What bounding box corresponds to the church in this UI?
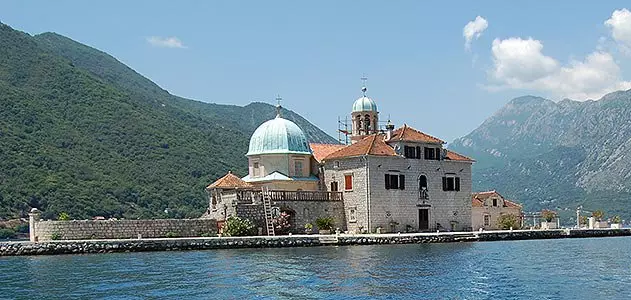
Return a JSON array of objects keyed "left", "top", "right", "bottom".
[{"left": 205, "top": 85, "right": 475, "bottom": 234}]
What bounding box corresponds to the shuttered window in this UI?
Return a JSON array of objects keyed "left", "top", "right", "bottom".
[
  {"left": 344, "top": 175, "right": 353, "bottom": 190},
  {"left": 442, "top": 176, "right": 460, "bottom": 191},
  {"left": 385, "top": 174, "right": 404, "bottom": 190}
]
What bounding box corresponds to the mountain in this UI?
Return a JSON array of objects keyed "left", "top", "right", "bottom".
[
  {"left": 0, "top": 23, "right": 337, "bottom": 220},
  {"left": 450, "top": 93, "right": 631, "bottom": 220}
]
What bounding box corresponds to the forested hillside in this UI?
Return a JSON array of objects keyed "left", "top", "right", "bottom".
[{"left": 0, "top": 23, "right": 337, "bottom": 220}]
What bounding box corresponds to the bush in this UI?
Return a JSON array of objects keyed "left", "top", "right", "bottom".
[
  {"left": 592, "top": 210, "right": 605, "bottom": 221},
  {"left": 0, "top": 228, "right": 16, "bottom": 239},
  {"left": 612, "top": 215, "right": 622, "bottom": 224},
  {"left": 58, "top": 212, "right": 70, "bottom": 221},
  {"left": 497, "top": 214, "right": 520, "bottom": 230},
  {"left": 223, "top": 216, "right": 256, "bottom": 236},
  {"left": 165, "top": 232, "right": 178, "bottom": 238},
  {"left": 50, "top": 232, "right": 62, "bottom": 240},
  {"left": 273, "top": 212, "right": 292, "bottom": 235},
  {"left": 315, "top": 217, "right": 334, "bottom": 230},
  {"left": 14, "top": 223, "right": 29, "bottom": 234}
]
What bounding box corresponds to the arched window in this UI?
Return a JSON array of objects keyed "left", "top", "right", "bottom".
[
  {"left": 419, "top": 175, "right": 428, "bottom": 190},
  {"left": 355, "top": 115, "right": 362, "bottom": 134},
  {"left": 364, "top": 115, "right": 371, "bottom": 132},
  {"left": 419, "top": 175, "right": 428, "bottom": 200}
]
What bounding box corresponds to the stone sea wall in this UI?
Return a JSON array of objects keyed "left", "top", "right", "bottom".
[
  {"left": 3, "top": 228, "right": 630, "bottom": 256},
  {"left": 31, "top": 219, "right": 217, "bottom": 241}
]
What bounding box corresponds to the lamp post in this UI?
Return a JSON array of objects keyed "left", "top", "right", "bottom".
[{"left": 576, "top": 205, "right": 582, "bottom": 229}]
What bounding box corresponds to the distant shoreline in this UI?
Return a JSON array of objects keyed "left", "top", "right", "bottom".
[{"left": 1, "top": 229, "right": 629, "bottom": 256}]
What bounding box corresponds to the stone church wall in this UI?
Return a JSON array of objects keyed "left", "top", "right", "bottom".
[{"left": 235, "top": 200, "right": 346, "bottom": 234}]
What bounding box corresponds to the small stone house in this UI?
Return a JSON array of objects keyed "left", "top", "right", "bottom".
[{"left": 471, "top": 190, "right": 523, "bottom": 230}]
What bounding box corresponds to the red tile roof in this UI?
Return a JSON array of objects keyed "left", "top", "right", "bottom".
[
  {"left": 324, "top": 134, "right": 398, "bottom": 160},
  {"left": 389, "top": 124, "right": 445, "bottom": 144},
  {"left": 310, "top": 143, "right": 346, "bottom": 162},
  {"left": 207, "top": 171, "right": 253, "bottom": 189},
  {"left": 471, "top": 190, "right": 522, "bottom": 208},
  {"left": 445, "top": 150, "right": 475, "bottom": 162}
]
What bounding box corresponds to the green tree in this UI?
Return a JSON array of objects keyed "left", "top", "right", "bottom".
[
  {"left": 497, "top": 214, "right": 520, "bottom": 230},
  {"left": 541, "top": 210, "right": 557, "bottom": 222}
]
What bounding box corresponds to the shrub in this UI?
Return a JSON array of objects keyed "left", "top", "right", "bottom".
[
  {"left": 315, "top": 217, "right": 334, "bottom": 230},
  {"left": 497, "top": 214, "right": 520, "bottom": 230},
  {"left": 541, "top": 210, "right": 556, "bottom": 222},
  {"left": 273, "top": 212, "right": 292, "bottom": 235},
  {"left": 580, "top": 215, "right": 588, "bottom": 225},
  {"left": 223, "top": 216, "right": 256, "bottom": 237},
  {"left": 165, "top": 232, "right": 178, "bottom": 238},
  {"left": 58, "top": 212, "right": 70, "bottom": 221},
  {"left": 50, "top": 233, "right": 62, "bottom": 240},
  {"left": 14, "top": 223, "right": 29, "bottom": 234},
  {"left": 0, "top": 228, "right": 16, "bottom": 239},
  {"left": 592, "top": 210, "right": 605, "bottom": 221},
  {"left": 612, "top": 215, "right": 622, "bottom": 224}
]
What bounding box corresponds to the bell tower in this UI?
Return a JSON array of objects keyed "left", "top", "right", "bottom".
[{"left": 350, "top": 80, "right": 379, "bottom": 143}]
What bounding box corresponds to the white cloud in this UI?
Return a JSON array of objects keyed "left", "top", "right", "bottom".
[
  {"left": 463, "top": 16, "right": 488, "bottom": 50},
  {"left": 605, "top": 8, "right": 631, "bottom": 53},
  {"left": 146, "top": 36, "right": 187, "bottom": 49},
  {"left": 487, "top": 37, "right": 631, "bottom": 100}
]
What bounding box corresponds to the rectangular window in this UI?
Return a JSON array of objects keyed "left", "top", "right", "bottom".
[
  {"left": 344, "top": 174, "right": 353, "bottom": 191},
  {"left": 385, "top": 174, "right": 404, "bottom": 190},
  {"left": 330, "top": 181, "right": 338, "bottom": 192},
  {"left": 294, "top": 160, "right": 303, "bottom": 176},
  {"left": 253, "top": 162, "right": 260, "bottom": 177},
  {"left": 442, "top": 176, "right": 460, "bottom": 191},
  {"left": 424, "top": 147, "right": 442, "bottom": 160},
  {"left": 424, "top": 147, "right": 435, "bottom": 160},
  {"left": 484, "top": 215, "right": 490, "bottom": 226},
  {"left": 349, "top": 207, "right": 357, "bottom": 222},
  {"left": 404, "top": 146, "right": 420, "bottom": 159},
  {"left": 492, "top": 198, "right": 497, "bottom": 207}
]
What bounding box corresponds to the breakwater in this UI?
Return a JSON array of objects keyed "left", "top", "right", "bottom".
[{"left": 2, "top": 229, "right": 630, "bottom": 256}]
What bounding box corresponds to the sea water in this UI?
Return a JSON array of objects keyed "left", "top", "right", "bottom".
[{"left": 1, "top": 237, "right": 630, "bottom": 299}]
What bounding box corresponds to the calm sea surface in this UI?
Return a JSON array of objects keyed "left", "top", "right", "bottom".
[{"left": 1, "top": 237, "right": 631, "bottom": 299}]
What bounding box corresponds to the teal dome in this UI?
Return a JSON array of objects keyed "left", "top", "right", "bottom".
[
  {"left": 246, "top": 116, "right": 311, "bottom": 156},
  {"left": 352, "top": 96, "right": 378, "bottom": 112}
]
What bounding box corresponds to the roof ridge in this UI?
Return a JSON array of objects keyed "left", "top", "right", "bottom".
[{"left": 365, "top": 134, "right": 377, "bottom": 155}]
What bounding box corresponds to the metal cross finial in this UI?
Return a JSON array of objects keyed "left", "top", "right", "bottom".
[
  {"left": 360, "top": 76, "right": 368, "bottom": 96},
  {"left": 275, "top": 95, "right": 283, "bottom": 117},
  {"left": 276, "top": 95, "right": 282, "bottom": 107}
]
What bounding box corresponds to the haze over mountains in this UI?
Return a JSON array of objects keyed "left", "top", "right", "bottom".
[
  {"left": 450, "top": 92, "right": 631, "bottom": 219},
  {"left": 0, "top": 23, "right": 335, "bottom": 220}
]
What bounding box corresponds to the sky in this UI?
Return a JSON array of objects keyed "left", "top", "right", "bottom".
[{"left": 3, "top": 1, "right": 631, "bottom": 142}]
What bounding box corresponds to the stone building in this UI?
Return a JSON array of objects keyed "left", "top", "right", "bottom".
[
  {"left": 205, "top": 85, "right": 475, "bottom": 234},
  {"left": 471, "top": 190, "right": 523, "bottom": 230}
]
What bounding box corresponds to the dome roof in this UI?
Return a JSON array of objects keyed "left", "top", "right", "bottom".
[
  {"left": 352, "top": 96, "right": 378, "bottom": 112},
  {"left": 246, "top": 116, "right": 311, "bottom": 156}
]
